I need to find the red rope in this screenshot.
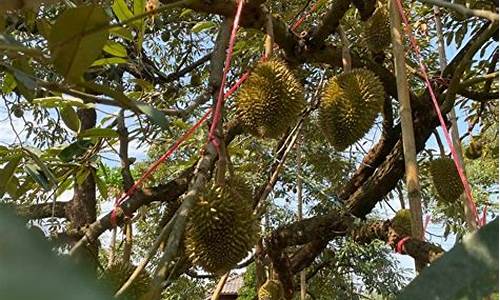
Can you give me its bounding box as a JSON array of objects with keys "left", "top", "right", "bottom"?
[
  {"left": 396, "top": 236, "right": 411, "bottom": 254},
  {"left": 291, "top": 1, "right": 320, "bottom": 32},
  {"left": 393, "top": 0, "right": 480, "bottom": 227},
  {"left": 110, "top": 109, "right": 212, "bottom": 226},
  {"left": 109, "top": 0, "right": 322, "bottom": 227},
  {"left": 208, "top": 0, "right": 245, "bottom": 151}
]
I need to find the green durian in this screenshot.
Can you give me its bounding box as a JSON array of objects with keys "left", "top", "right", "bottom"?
[
  {"left": 364, "top": 4, "right": 391, "bottom": 53},
  {"left": 465, "top": 138, "right": 483, "bottom": 160},
  {"left": 101, "top": 263, "right": 151, "bottom": 300},
  {"left": 258, "top": 279, "right": 284, "bottom": 300},
  {"left": 319, "top": 69, "right": 385, "bottom": 150},
  {"left": 236, "top": 59, "right": 305, "bottom": 139},
  {"left": 429, "top": 158, "right": 464, "bottom": 203},
  {"left": 391, "top": 209, "right": 412, "bottom": 236},
  {"left": 185, "top": 177, "right": 259, "bottom": 274}
]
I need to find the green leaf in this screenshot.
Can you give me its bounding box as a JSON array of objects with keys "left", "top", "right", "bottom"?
[
  {"left": 91, "top": 57, "right": 128, "bottom": 67},
  {"left": 133, "top": 0, "right": 146, "bottom": 50},
  {"left": 60, "top": 105, "right": 81, "bottom": 132},
  {"left": 112, "top": 0, "right": 134, "bottom": 23},
  {"left": 109, "top": 27, "right": 134, "bottom": 41},
  {"left": 397, "top": 218, "right": 499, "bottom": 300},
  {"left": 24, "top": 164, "right": 51, "bottom": 191},
  {"left": 5, "top": 175, "right": 19, "bottom": 199},
  {"left": 136, "top": 102, "right": 169, "bottom": 129},
  {"left": 79, "top": 128, "right": 119, "bottom": 138},
  {"left": 94, "top": 171, "right": 109, "bottom": 199},
  {"left": 58, "top": 140, "right": 94, "bottom": 162},
  {"left": 12, "top": 59, "right": 36, "bottom": 99},
  {"left": 191, "top": 21, "right": 216, "bottom": 33},
  {"left": 48, "top": 5, "right": 110, "bottom": 82},
  {"left": 1, "top": 72, "right": 16, "bottom": 94},
  {"left": 36, "top": 19, "right": 52, "bottom": 40},
  {"left": 103, "top": 41, "right": 127, "bottom": 57},
  {"left": 33, "top": 96, "right": 93, "bottom": 109},
  {"left": 23, "top": 148, "right": 58, "bottom": 187},
  {"left": 75, "top": 167, "right": 91, "bottom": 186},
  {"left": 179, "top": 8, "right": 193, "bottom": 18},
  {"left": 0, "top": 156, "right": 22, "bottom": 196}
]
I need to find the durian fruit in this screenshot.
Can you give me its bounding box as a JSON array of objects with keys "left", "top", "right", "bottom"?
[
  {"left": 236, "top": 59, "right": 305, "bottom": 139},
  {"left": 364, "top": 4, "right": 391, "bottom": 54},
  {"left": 185, "top": 177, "right": 259, "bottom": 274},
  {"left": 101, "top": 263, "right": 151, "bottom": 300},
  {"left": 258, "top": 279, "right": 284, "bottom": 300},
  {"left": 465, "top": 138, "right": 483, "bottom": 160},
  {"left": 319, "top": 69, "right": 385, "bottom": 150},
  {"left": 391, "top": 209, "right": 412, "bottom": 236},
  {"left": 428, "top": 158, "right": 464, "bottom": 204}
]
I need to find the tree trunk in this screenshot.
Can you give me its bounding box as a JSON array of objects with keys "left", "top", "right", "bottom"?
[{"left": 66, "top": 107, "right": 97, "bottom": 267}]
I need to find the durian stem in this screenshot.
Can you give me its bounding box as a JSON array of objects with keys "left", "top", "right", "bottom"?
[
  {"left": 389, "top": 0, "right": 425, "bottom": 271},
  {"left": 263, "top": 6, "right": 274, "bottom": 59},
  {"left": 211, "top": 272, "right": 230, "bottom": 300},
  {"left": 433, "top": 6, "right": 476, "bottom": 231},
  {"left": 338, "top": 25, "right": 352, "bottom": 72}
]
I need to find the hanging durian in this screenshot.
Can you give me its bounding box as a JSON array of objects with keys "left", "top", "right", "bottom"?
[
  {"left": 258, "top": 279, "right": 284, "bottom": 300},
  {"left": 465, "top": 138, "right": 483, "bottom": 160},
  {"left": 185, "top": 177, "right": 259, "bottom": 274},
  {"left": 319, "top": 69, "right": 385, "bottom": 150},
  {"left": 101, "top": 263, "right": 151, "bottom": 300},
  {"left": 391, "top": 209, "right": 412, "bottom": 236},
  {"left": 236, "top": 59, "right": 305, "bottom": 139},
  {"left": 429, "top": 158, "right": 464, "bottom": 203},
  {"left": 364, "top": 3, "right": 391, "bottom": 54}
]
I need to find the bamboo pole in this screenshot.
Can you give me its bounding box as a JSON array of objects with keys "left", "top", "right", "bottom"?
[
  {"left": 433, "top": 6, "right": 477, "bottom": 231},
  {"left": 389, "top": 0, "right": 425, "bottom": 269}
]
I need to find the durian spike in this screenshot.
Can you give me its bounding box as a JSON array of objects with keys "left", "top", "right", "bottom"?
[{"left": 338, "top": 25, "right": 352, "bottom": 72}]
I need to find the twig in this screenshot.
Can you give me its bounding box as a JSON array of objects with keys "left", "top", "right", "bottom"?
[{"left": 417, "top": 0, "right": 499, "bottom": 21}]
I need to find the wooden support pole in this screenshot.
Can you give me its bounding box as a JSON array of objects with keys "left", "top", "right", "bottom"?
[
  {"left": 433, "top": 6, "right": 477, "bottom": 231},
  {"left": 389, "top": 0, "right": 425, "bottom": 269}
]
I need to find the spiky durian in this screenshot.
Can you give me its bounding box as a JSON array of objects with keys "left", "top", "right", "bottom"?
[
  {"left": 101, "top": 263, "right": 151, "bottom": 300},
  {"left": 364, "top": 4, "right": 391, "bottom": 53},
  {"left": 185, "top": 177, "right": 259, "bottom": 274},
  {"left": 465, "top": 138, "right": 483, "bottom": 160},
  {"left": 429, "top": 158, "right": 464, "bottom": 203},
  {"left": 236, "top": 59, "right": 305, "bottom": 139},
  {"left": 391, "top": 209, "right": 412, "bottom": 236},
  {"left": 258, "top": 279, "right": 284, "bottom": 300},
  {"left": 319, "top": 69, "right": 385, "bottom": 150}
]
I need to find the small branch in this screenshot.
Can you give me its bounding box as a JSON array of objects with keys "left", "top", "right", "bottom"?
[
  {"left": 309, "top": 0, "right": 352, "bottom": 47},
  {"left": 12, "top": 201, "right": 69, "bottom": 219},
  {"left": 417, "top": 0, "right": 499, "bottom": 21}
]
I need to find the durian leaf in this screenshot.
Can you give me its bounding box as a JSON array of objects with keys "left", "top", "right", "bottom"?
[
  {"left": 397, "top": 218, "right": 499, "bottom": 300},
  {"left": 79, "top": 128, "right": 119, "bottom": 138},
  {"left": 191, "top": 21, "right": 216, "bottom": 33},
  {"left": 48, "top": 5, "right": 109, "bottom": 82},
  {"left": 60, "top": 105, "right": 81, "bottom": 132}
]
